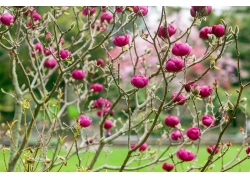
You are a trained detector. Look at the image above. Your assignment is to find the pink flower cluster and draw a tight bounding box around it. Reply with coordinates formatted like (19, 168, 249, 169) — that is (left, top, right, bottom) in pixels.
(200, 24, 226, 39)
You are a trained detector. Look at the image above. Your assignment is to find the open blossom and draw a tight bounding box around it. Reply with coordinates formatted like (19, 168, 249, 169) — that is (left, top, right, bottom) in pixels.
(164, 115, 180, 128)
(82, 7, 96, 16)
(171, 130, 183, 141)
(76, 115, 92, 128)
(131, 75, 149, 89)
(176, 148, 196, 161)
(0, 13, 14, 26)
(93, 97, 112, 109)
(199, 26, 213, 40)
(44, 59, 57, 69)
(186, 127, 201, 140)
(165, 57, 184, 72)
(113, 35, 130, 47)
(199, 85, 213, 98)
(202, 114, 215, 127)
(158, 24, 177, 38)
(100, 12, 113, 23)
(103, 120, 113, 130)
(133, 6, 148, 16)
(162, 163, 175, 172)
(90, 83, 104, 92)
(71, 69, 86, 80)
(171, 92, 186, 105)
(212, 24, 225, 38)
(206, 145, 220, 154)
(139, 143, 148, 151)
(172, 42, 192, 56)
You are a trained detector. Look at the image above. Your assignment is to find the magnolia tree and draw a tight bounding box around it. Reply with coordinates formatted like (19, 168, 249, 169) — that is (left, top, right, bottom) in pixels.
(0, 6, 250, 172)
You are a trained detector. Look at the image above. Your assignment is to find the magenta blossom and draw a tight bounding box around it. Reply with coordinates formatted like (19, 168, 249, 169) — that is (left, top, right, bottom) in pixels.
(190, 6, 212, 17)
(185, 81, 198, 92)
(34, 43, 42, 53)
(93, 97, 112, 109)
(164, 115, 180, 128)
(130, 143, 137, 149)
(246, 146, 250, 155)
(171, 130, 183, 141)
(44, 59, 57, 69)
(60, 49, 70, 59)
(103, 120, 113, 130)
(139, 143, 148, 151)
(199, 26, 213, 40)
(171, 92, 187, 105)
(97, 58, 105, 67)
(116, 6, 124, 13)
(186, 127, 201, 140)
(43, 47, 55, 56)
(206, 144, 220, 154)
(32, 12, 42, 21)
(71, 69, 86, 80)
(172, 42, 192, 56)
(113, 34, 130, 47)
(199, 85, 213, 98)
(158, 24, 177, 39)
(131, 75, 149, 89)
(76, 115, 92, 128)
(97, 108, 114, 117)
(202, 114, 215, 127)
(0, 13, 14, 26)
(165, 57, 184, 72)
(176, 148, 196, 161)
(60, 38, 65, 45)
(133, 6, 148, 16)
(90, 83, 104, 92)
(82, 7, 96, 16)
(100, 12, 113, 23)
(212, 24, 225, 38)
(162, 163, 175, 172)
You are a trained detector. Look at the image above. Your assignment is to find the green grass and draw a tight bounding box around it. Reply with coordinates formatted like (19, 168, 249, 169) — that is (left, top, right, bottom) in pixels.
(1, 145, 249, 172)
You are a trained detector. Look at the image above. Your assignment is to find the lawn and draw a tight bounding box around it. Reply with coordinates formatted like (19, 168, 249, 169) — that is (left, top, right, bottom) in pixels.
(1, 145, 249, 172)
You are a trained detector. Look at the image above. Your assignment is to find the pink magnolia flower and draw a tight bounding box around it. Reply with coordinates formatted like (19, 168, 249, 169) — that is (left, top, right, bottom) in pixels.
(82, 7, 96, 16)
(60, 38, 65, 45)
(76, 115, 92, 128)
(103, 120, 113, 130)
(45, 31, 53, 43)
(202, 114, 215, 127)
(131, 75, 149, 89)
(133, 6, 148, 16)
(44, 59, 57, 69)
(90, 83, 104, 92)
(100, 12, 113, 23)
(162, 163, 175, 172)
(139, 143, 148, 151)
(97, 108, 114, 117)
(158, 24, 177, 39)
(171, 92, 187, 105)
(60, 49, 70, 59)
(43, 47, 55, 56)
(93, 97, 112, 109)
(130, 143, 137, 149)
(32, 12, 42, 21)
(164, 115, 180, 128)
(190, 6, 212, 17)
(176, 148, 196, 161)
(186, 127, 201, 140)
(172, 42, 192, 56)
(212, 24, 225, 38)
(206, 144, 220, 154)
(116, 6, 124, 13)
(184, 81, 198, 92)
(246, 146, 250, 155)
(199, 85, 213, 98)
(1, 13, 14, 26)
(34, 43, 42, 53)
(113, 34, 130, 47)
(71, 69, 86, 80)
(199, 26, 212, 40)
(165, 57, 184, 72)
(171, 130, 183, 141)
(97, 58, 105, 67)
